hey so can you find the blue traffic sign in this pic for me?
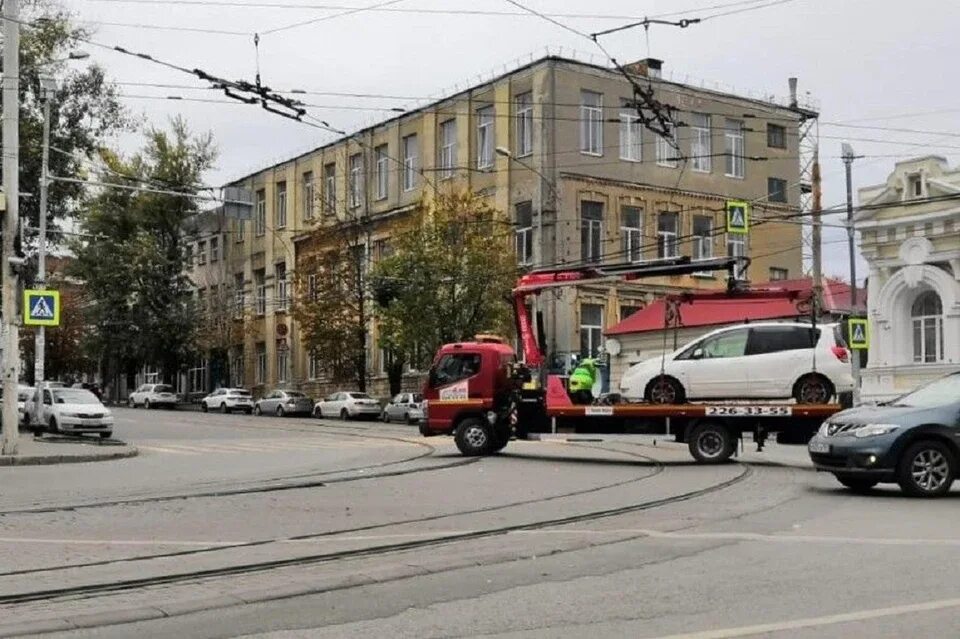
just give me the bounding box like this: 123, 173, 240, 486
24, 289, 60, 326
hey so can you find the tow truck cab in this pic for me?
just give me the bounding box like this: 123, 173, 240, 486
420, 338, 522, 446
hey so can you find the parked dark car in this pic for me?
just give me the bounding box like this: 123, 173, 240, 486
808, 372, 960, 497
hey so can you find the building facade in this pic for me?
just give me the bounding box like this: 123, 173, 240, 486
199, 55, 811, 398
859, 156, 960, 401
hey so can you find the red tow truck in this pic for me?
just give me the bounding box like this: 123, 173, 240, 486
420, 256, 843, 464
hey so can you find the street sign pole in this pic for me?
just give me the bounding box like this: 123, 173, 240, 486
1, 0, 21, 455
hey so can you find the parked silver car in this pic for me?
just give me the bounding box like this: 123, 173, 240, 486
254, 390, 314, 417
128, 383, 178, 409
382, 392, 423, 424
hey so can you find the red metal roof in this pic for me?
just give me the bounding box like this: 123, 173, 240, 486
606, 278, 863, 336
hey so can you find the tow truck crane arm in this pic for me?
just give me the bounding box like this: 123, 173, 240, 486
512, 256, 748, 367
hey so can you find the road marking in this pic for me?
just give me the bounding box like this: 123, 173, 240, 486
137, 445, 202, 456
643, 598, 960, 638
136, 438, 409, 456
0, 537, 244, 547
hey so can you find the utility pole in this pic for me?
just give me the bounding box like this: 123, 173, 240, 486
842, 142, 861, 406
2, 0, 22, 455
811, 148, 823, 315
35, 78, 55, 394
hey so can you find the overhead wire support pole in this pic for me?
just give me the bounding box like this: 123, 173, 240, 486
2, 0, 22, 455
811, 147, 823, 327
35, 82, 53, 408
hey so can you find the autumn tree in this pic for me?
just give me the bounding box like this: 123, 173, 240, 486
372, 190, 518, 395
293, 220, 372, 392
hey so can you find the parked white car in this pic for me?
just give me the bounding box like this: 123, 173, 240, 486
17, 385, 34, 427
128, 383, 178, 409
313, 391, 382, 420
619, 322, 854, 404
200, 388, 254, 414
34, 387, 114, 438
381, 392, 424, 424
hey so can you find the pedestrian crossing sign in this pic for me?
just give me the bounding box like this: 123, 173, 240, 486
726, 200, 750, 235
23, 289, 60, 326
848, 317, 869, 350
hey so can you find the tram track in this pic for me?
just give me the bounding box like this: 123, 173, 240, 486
0, 455, 752, 606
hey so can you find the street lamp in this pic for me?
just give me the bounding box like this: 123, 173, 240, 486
841, 142, 861, 406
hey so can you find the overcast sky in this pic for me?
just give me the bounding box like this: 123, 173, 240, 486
61, 0, 960, 281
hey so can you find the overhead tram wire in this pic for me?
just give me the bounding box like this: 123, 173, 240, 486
260, 0, 409, 36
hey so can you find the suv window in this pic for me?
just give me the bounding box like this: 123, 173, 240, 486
411, 393, 423, 403
700, 329, 749, 359
431, 353, 482, 387
747, 326, 819, 355
155, 385, 174, 393
392, 394, 404, 403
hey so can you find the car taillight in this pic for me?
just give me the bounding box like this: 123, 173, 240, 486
831, 345, 849, 363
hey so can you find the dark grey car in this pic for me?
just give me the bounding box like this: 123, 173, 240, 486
254, 390, 314, 417
808, 372, 960, 497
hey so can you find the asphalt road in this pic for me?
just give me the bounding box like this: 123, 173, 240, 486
0, 407, 957, 638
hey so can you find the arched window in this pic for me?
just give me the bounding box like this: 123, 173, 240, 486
911, 290, 944, 363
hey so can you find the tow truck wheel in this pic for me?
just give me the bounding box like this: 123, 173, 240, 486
834, 474, 879, 493
454, 418, 492, 456
489, 427, 511, 453
646, 376, 685, 405
688, 422, 735, 464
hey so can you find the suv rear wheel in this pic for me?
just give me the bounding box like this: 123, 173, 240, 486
793, 374, 833, 404
898, 440, 955, 497
646, 376, 685, 404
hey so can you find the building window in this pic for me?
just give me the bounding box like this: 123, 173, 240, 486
768, 177, 788, 203
188, 358, 207, 394
579, 90, 603, 155
579, 304, 604, 358
308, 351, 321, 380
515, 201, 533, 266
209, 236, 219, 263
725, 119, 745, 178
727, 233, 747, 279
185, 243, 193, 267
323, 163, 336, 214
275, 262, 288, 312
255, 342, 267, 385
656, 124, 678, 167
196, 288, 206, 317
657, 212, 679, 258
769, 267, 789, 281
255, 189, 266, 236
234, 273, 245, 318
692, 215, 713, 264
235, 217, 245, 243
476, 106, 495, 169
254, 268, 266, 316
231, 349, 244, 387
275, 181, 287, 229
516, 92, 533, 157
908, 175, 923, 198
439, 119, 457, 179
402, 134, 418, 191
619, 108, 642, 162
580, 200, 604, 263
197, 240, 207, 265
302, 170, 315, 219
912, 291, 944, 363
375, 144, 389, 200
690, 113, 712, 173
349, 153, 364, 208
276, 345, 289, 383
307, 273, 318, 302
767, 123, 786, 149
620, 205, 643, 263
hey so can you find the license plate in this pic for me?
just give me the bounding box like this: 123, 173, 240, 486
705, 405, 792, 417
81, 419, 103, 427
808, 440, 830, 454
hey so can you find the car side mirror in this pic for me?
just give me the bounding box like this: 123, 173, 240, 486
692, 348, 704, 360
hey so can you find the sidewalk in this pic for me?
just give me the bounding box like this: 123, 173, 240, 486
0, 434, 138, 466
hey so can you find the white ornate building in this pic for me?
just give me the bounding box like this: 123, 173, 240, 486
858, 156, 960, 400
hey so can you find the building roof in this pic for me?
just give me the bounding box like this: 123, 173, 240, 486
605, 278, 863, 336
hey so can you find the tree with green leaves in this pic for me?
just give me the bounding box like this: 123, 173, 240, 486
372, 190, 518, 395
71, 118, 217, 398
12, 1, 130, 262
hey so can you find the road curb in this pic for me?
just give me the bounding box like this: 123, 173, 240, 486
0, 445, 138, 466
